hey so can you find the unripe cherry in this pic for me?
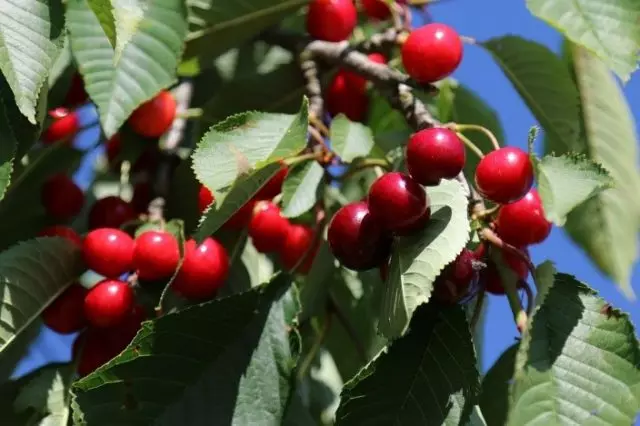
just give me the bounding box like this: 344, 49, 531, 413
401, 23, 463, 83
83, 279, 134, 328
406, 127, 466, 186
83, 228, 135, 278
133, 230, 181, 281
475, 147, 534, 204
306, 0, 358, 42
496, 189, 552, 246
129, 90, 176, 138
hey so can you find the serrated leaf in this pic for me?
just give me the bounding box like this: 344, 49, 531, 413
553, 43, 640, 298
329, 114, 382, 162
479, 344, 518, 426
111, 0, 144, 61
71, 274, 300, 425
66, 0, 188, 137
366, 91, 411, 153
532, 153, 614, 226
0, 237, 85, 354
184, 0, 309, 63
335, 304, 480, 425
507, 264, 640, 425
281, 160, 325, 218
526, 0, 640, 81
0, 0, 64, 123
13, 363, 74, 426
192, 98, 308, 194
481, 36, 583, 152
379, 179, 470, 338
87, 0, 116, 48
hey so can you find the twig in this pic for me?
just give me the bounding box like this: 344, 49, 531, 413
298, 51, 324, 118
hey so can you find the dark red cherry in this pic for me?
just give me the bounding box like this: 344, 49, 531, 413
41, 174, 84, 220
83, 228, 134, 278
475, 147, 534, 204
406, 127, 466, 186
325, 73, 369, 122
482, 248, 530, 295
496, 189, 552, 246
38, 225, 83, 247
42, 284, 88, 334
88, 196, 137, 229
433, 248, 476, 303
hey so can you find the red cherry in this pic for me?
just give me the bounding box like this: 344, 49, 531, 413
327, 201, 392, 271
326, 73, 369, 122
133, 230, 180, 281
343, 53, 387, 93
64, 73, 88, 107
254, 163, 289, 201
482, 248, 529, 295
433, 248, 477, 303
41, 174, 84, 220
42, 109, 79, 144
223, 200, 256, 231
105, 133, 121, 165
198, 185, 214, 214
248, 201, 291, 254
83, 228, 134, 278
84, 279, 134, 327
367, 172, 429, 234
172, 238, 229, 300
475, 147, 534, 204
496, 189, 551, 246
280, 224, 318, 274
306, 0, 357, 42
394, 207, 431, 236
362, 0, 392, 20
38, 225, 83, 247
401, 23, 463, 83
73, 330, 116, 377
42, 284, 88, 334
88, 196, 137, 229
128, 90, 176, 138
406, 127, 466, 186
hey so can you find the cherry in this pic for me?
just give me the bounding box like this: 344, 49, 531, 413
41, 174, 84, 220
280, 224, 318, 274
83, 228, 134, 278
475, 147, 534, 204
496, 189, 551, 247
198, 185, 215, 214
172, 238, 229, 300
74, 330, 117, 377
362, 0, 393, 20
42, 284, 88, 334
406, 127, 466, 186
88, 196, 137, 229
327, 201, 392, 271
42, 108, 79, 144
479, 247, 529, 295
249, 201, 291, 254
401, 23, 463, 84
367, 172, 429, 234
105, 133, 121, 166
223, 200, 256, 231
133, 230, 180, 281
128, 90, 177, 138
38, 225, 83, 247
325, 73, 369, 122
306, 0, 357, 42
254, 162, 288, 201
64, 73, 88, 107
343, 53, 387, 93
433, 249, 476, 304
84, 279, 134, 328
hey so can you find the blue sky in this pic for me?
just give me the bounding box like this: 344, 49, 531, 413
11, 0, 640, 421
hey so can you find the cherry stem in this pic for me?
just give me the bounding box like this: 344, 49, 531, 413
309, 114, 330, 136
297, 313, 332, 381
284, 151, 323, 167
521, 280, 534, 317
449, 123, 500, 151
175, 108, 203, 120
472, 205, 500, 222
455, 132, 485, 159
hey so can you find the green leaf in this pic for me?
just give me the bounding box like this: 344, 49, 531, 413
366, 92, 411, 154
379, 179, 470, 338
167, 157, 201, 236
66, 0, 188, 137
0, 237, 85, 354
0, 0, 64, 123
184, 0, 309, 63
555, 43, 640, 298
335, 305, 480, 425
507, 264, 640, 425
281, 160, 325, 218
298, 241, 336, 321
192, 98, 308, 194
13, 363, 74, 425
88, 0, 116, 48
532, 153, 614, 226
330, 114, 382, 162
71, 274, 300, 425
481, 36, 583, 152
479, 345, 518, 426
526, 0, 640, 82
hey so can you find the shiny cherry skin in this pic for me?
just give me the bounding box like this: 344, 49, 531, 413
172, 238, 229, 300
133, 230, 180, 281
41, 174, 84, 220
38, 225, 83, 247
496, 189, 551, 246
433, 248, 476, 304
42, 284, 88, 334
343, 53, 387, 93
254, 162, 288, 201
128, 90, 177, 138
367, 172, 429, 234
401, 23, 463, 83
362, 0, 392, 20
325, 73, 369, 122
475, 147, 534, 204
198, 185, 215, 214
42, 109, 79, 144
306, 0, 357, 42
280, 224, 318, 274
84, 279, 134, 328
327, 201, 392, 271
249, 201, 291, 254
83, 228, 135, 278
88, 196, 137, 229
406, 127, 466, 186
